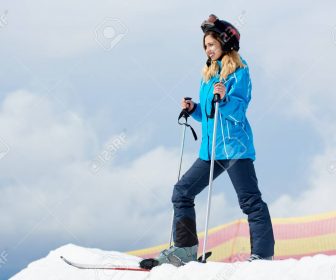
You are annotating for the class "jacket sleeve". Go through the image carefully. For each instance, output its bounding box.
[218,67,251,122]
[190,103,202,122]
[190,79,204,122]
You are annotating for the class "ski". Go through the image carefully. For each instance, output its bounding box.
[60,256,150,272]
[61,251,212,271]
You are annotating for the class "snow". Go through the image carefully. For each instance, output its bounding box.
[10,244,336,280]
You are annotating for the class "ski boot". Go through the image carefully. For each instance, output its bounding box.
[140,245,198,269]
[156,245,198,266]
[247,254,273,262]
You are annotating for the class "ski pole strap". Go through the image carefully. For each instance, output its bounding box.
[178,109,198,141]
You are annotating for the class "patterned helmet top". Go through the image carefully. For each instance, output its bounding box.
[201,15,240,52]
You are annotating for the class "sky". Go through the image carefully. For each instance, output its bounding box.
[0,0,336,278]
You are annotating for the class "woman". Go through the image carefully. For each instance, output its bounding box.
[157,14,275,265]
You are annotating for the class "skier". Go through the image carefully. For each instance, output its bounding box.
[155,14,275,265]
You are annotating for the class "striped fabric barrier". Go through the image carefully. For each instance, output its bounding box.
[128,211,336,262]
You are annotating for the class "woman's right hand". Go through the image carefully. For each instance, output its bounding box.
[181,98,195,112]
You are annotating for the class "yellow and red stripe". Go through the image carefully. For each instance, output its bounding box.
[128,211,336,262]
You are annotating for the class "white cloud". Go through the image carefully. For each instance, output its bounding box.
[270,145,336,217]
[0,90,200,249]
[1,86,335,255]
[0,0,200,58]
[268,57,336,217]
[0,90,95,179]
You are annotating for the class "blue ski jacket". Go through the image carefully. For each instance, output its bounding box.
[190,57,256,161]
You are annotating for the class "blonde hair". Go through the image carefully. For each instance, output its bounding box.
[202,32,244,82]
[202,51,244,82]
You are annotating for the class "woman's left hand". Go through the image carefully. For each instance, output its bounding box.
[214,82,226,100]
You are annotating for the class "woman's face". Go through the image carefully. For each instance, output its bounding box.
[204,35,223,61]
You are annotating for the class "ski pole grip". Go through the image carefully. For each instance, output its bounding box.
[214,80,223,103]
[183,97,192,117]
[178,97,192,123]
[177,97,198,141]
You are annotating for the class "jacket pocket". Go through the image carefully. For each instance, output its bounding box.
[224,113,251,141]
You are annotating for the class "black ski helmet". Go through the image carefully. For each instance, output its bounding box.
[201,14,240,53]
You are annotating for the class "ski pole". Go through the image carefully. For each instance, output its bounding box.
[168,121,187,247]
[201,92,220,262]
[168,97,197,247]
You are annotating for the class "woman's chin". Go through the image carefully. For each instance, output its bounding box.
[210,56,220,61]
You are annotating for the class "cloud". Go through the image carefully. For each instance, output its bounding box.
[270,152,336,217]
[269,121,336,217]
[267,47,336,217]
[0,90,201,251]
[0,0,202,58]
[0,90,95,179]
[1,73,335,255]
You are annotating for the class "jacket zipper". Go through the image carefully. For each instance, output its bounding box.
[204,84,213,160]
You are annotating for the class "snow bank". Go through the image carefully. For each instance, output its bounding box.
[11,244,336,280]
